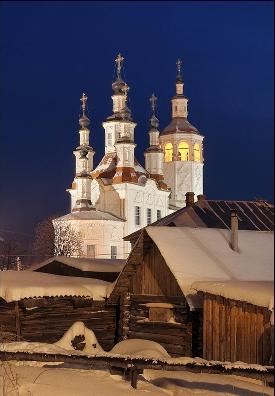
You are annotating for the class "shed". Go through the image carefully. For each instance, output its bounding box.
[0,271,117,350]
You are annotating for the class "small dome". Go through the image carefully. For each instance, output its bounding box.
[112,78,127,94]
[149,114,159,129]
[79,115,90,128]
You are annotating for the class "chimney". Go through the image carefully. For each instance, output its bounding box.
[197,194,206,202]
[185,192,195,207]
[230,210,239,252]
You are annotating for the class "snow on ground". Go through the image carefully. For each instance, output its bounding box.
[0,363,273,396]
[110,338,170,359]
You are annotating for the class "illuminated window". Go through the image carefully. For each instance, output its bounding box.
[194,143,201,162]
[164,143,173,162]
[178,141,189,161]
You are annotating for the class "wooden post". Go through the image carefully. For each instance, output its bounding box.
[14,301,21,341]
[130,366,138,389]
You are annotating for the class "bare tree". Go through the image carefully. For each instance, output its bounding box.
[32,216,83,258]
[32,216,56,257]
[53,220,83,257]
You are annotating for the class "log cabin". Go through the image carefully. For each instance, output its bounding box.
[108,217,274,363]
[0,270,118,351]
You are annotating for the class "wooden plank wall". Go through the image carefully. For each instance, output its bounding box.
[203,293,272,365]
[130,243,183,296]
[0,297,117,351]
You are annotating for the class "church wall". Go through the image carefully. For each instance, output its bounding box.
[65,219,124,259]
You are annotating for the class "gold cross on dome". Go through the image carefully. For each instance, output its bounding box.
[80,93,88,114]
[115,53,124,76]
[176,59,182,74]
[149,93,157,112]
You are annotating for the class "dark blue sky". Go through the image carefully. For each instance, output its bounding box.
[0,1,273,236]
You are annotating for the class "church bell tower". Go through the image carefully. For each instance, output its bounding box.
[159,60,204,208]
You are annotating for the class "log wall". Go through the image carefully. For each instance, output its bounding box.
[203,293,272,365]
[0,297,117,351]
[119,293,194,357]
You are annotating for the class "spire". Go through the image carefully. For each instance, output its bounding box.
[149,93,159,130]
[79,93,90,128]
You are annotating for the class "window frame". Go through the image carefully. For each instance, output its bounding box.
[135,206,141,226]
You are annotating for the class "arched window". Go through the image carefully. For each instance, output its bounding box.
[194,143,201,162]
[178,141,189,161]
[164,143,173,162]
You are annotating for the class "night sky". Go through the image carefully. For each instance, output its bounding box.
[0,1,273,237]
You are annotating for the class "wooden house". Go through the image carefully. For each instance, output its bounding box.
[108,215,274,363]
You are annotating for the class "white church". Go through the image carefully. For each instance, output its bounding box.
[55,54,204,259]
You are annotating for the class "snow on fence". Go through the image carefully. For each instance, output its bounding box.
[0,350,273,389]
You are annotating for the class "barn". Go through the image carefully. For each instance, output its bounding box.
[108,212,274,363]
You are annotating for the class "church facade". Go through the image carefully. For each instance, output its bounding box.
[55,55,204,259]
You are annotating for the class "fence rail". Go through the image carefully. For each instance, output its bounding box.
[0,350,274,389]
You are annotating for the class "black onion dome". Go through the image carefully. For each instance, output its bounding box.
[176,74,183,84]
[79,114,90,128]
[112,78,127,94]
[149,114,159,129]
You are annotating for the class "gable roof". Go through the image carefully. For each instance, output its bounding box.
[146,227,274,309]
[124,198,274,241]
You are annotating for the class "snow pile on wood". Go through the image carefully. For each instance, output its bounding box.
[54,321,103,353]
[146,227,274,308]
[110,339,170,359]
[191,280,274,310]
[0,271,112,302]
[30,256,126,273]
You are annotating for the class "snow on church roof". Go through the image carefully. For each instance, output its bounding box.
[146,226,274,309]
[57,210,124,222]
[0,271,112,302]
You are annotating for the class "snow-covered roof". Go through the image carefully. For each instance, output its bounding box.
[56,210,124,222]
[0,271,113,302]
[191,281,274,310]
[29,257,126,273]
[146,227,274,309]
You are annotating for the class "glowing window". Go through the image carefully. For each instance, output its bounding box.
[178,141,189,161]
[194,143,201,162]
[164,143,173,162]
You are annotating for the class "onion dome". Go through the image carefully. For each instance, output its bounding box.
[79,114,90,128]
